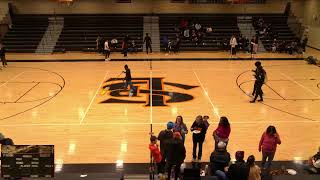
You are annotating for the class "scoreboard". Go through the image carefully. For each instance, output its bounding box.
[1,145,54,178]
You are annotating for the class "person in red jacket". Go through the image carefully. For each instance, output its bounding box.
[149,135,163,176]
[213,116,231,150]
[258,126,281,169]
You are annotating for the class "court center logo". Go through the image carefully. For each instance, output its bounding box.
[100,77,198,106]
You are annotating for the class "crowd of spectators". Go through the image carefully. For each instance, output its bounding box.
[149,115,287,180]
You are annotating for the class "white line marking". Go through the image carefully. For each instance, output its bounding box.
[193,69,220,118]
[0,120,318,127]
[0,71,26,88]
[281,72,320,98]
[150,68,153,127]
[79,71,109,124]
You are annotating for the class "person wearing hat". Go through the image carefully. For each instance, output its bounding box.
[190,115,208,162]
[166,132,186,180]
[226,151,249,180]
[158,122,174,175]
[250,61,266,103]
[209,141,230,179]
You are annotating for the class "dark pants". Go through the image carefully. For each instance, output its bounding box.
[261,151,275,168]
[156,162,164,174]
[146,44,152,54]
[1,56,7,66]
[192,140,203,160]
[123,48,128,57]
[104,50,110,59]
[231,47,236,55]
[253,82,263,101]
[167,163,181,180]
[124,80,134,91]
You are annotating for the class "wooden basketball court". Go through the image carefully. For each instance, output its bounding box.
[0,52,320,165]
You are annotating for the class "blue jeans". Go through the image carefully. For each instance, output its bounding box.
[124,80,134,91]
[215,170,228,180]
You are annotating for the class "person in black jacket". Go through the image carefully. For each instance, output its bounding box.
[0,43,7,69]
[158,122,174,176]
[144,33,152,54]
[166,132,186,180]
[226,151,249,180]
[191,115,208,162]
[250,61,266,103]
[210,141,230,177]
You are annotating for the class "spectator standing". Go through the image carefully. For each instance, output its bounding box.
[209,141,230,179]
[122,34,129,57]
[258,126,281,169]
[158,122,174,173]
[173,116,188,144]
[230,35,238,56]
[166,132,186,180]
[226,151,249,180]
[213,116,231,149]
[162,35,169,53]
[203,115,210,129]
[149,135,164,177]
[0,43,7,69]
[104,39,110,60]
[190,115,208,162]
[144,33,152,54]
[250,36,258,59]
[247,155,261,180]
[195,22,202,31]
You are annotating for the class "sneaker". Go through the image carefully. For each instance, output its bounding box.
[192,158,197,162]
[257,99,263,102]
[250,100,255,103]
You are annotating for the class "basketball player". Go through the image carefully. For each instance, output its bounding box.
[123,65,134,92]
[250,61,266,103]
[144,33,152,54]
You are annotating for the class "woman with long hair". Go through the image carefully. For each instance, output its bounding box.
[247,155,261,180]
[173,116,188,144]
[213,116,231,149]
[190,115,207,162]
[258,125,281,169]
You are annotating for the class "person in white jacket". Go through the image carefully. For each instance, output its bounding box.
[230,35,238,57]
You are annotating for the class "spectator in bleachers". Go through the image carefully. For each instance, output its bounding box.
[122,35,129,57]
[250,36,258,58]
[271,39,278,53]
[173,116,188,144]
[111,37,118,49]
[247,155,261,180]
[149,135,164,177]
[144,33,152,54]
[0,43,7,69]
[183,28,190,38]
[213,116,231,149]
[128,40,138,53]
[206,26,213,33]
[195,22,202,31]
[104,39,110,60]
[259,125,281,169]
[96,34,104,53]
[190,115,208,162]
[162,35,169,53]
[230,35,238,56]
[223,38,229,51]
[180,19,188,30]
[166,132,186,180]
[173,35,181,53]
[209,141,230,180]
[158,122,174,173]
[226,151,249,180]
[301,36,308,52]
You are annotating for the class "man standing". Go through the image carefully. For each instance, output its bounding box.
[123,65,134,93]
[230,35,238,57]
[144,33,152,54]
[0,43,7,69]
[104,39,110,60]
[250,61,266,103]
[122,35,129,57]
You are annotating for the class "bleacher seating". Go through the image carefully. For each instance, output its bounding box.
[55,15,143,52]
[159,14,240,51]
[252,14,297,51]
[2,15,49,53]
